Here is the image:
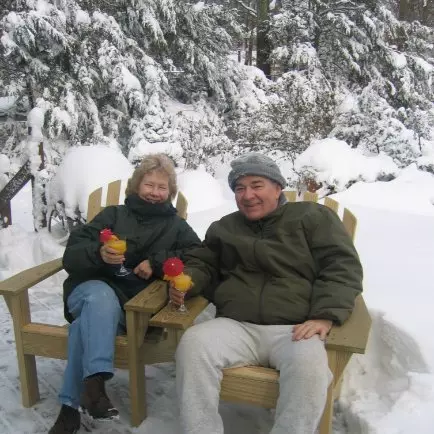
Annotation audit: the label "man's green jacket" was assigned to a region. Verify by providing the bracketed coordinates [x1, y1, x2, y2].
[185, 201, 363, 325]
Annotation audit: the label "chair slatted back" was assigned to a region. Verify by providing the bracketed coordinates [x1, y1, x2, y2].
[87, 180, 188, 222]
[284, 191, 357, 241]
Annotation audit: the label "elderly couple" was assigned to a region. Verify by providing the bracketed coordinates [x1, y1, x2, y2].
[49, 152, 363, 434]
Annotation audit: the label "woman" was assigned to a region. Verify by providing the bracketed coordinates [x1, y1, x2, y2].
[49, 153, 201, 434]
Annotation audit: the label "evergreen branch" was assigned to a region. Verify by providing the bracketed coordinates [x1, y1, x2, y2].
[233, 0, 256, 18]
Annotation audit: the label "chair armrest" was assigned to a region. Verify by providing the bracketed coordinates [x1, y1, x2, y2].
[326, 295, 372, 354]
[149, 296, 209, 330]
[0, 258, 64, 297]
[124, 280, 168, 314]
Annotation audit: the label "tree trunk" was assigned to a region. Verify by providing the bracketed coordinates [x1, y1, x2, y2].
[398, 0, 410, 20]
[256, 0, 271, 77]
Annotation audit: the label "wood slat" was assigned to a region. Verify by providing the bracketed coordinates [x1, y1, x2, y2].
[124, 281, 168, 313]
[106, 180, 122, 207]
[87, 186, 103, 222]
[21, 323, 175, 366]
[221, 366, 279, 408]
[283, 191, 297, 203]
[302, 191, 318, 202]
[11, 293, 40, 407]
[325, 296, 371, 354]
[323, 197, 339, 213]
[0, 258, 63, 296]
[342, 207, 357, 240]
[126, 310, 148, 425]
[175, 191, 188, 220]
[149, 296, 209, 329]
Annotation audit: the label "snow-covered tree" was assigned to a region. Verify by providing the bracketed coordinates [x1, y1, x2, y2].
[0, 0, 252, 228]
[0, 0, 242, 164]
[231, 0, 434, 168]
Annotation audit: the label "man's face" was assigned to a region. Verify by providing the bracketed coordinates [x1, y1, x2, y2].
[234, 176, 282, 221]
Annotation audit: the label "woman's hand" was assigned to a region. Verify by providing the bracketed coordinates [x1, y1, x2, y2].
[100, 244, 125, 265]
[133, 260, 153, 280]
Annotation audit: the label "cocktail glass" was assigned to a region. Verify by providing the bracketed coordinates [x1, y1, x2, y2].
[105, 236, 130, 277]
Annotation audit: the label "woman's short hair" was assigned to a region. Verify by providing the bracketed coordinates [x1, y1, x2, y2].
[125, 153, 178, 200]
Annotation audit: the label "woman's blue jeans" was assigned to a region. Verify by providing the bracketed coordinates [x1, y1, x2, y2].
[58, 280, 123, 409]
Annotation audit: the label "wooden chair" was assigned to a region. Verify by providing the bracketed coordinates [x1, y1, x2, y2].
[0, 180, 206, 427]
[0, 185, 371, 433]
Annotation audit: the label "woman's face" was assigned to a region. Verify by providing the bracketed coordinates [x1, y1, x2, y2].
[137, 170, 170, 203]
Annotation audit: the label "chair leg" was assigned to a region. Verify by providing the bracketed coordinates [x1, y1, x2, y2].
[18, 353, 40, 407]
[9, 294, 40, 407]
[319, 381, 334, 434]
[126, 311, 147, 427]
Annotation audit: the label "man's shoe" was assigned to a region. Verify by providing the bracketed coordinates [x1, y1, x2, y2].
[80, 374, 119, 420]
[48, 405, 80, 434]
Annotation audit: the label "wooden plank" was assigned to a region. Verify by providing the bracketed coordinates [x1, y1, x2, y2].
[221, 366, 279, 408]
[326, 296, 371, 354]
[106, 180, 122, 207]
[343, 207, 357, 241]
[126, 310, 148, 426]
[3, 294, 12, 315]
[320, 351, 336, 434]
[124, 281, 168, 313]
[10, 293, 40, 407]
[87, 186, 103, 222]
[302, 191, 318, 202]
[21, 323, 174, 368]
[331, 350, 353, 398]
[0, 258, 63, 296]
[175, 191, 188, 220]
[283, 191, 297, 203]
[323, 197, 339, 213]
[223, 365, 278, 382]
[149, 296, 209, 329]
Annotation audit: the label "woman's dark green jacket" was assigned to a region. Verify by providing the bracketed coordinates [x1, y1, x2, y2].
[62, 194, 201, 323]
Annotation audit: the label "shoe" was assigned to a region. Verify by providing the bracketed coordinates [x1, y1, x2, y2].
[48, 405, 80, 434]
[80, 374, 119, 420]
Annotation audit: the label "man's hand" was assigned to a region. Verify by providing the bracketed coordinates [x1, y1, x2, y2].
[100, 244, 125, 264]
[168, 279, 194, 306]
[133, 260, 153, 280]
[292, 319, 333, 341]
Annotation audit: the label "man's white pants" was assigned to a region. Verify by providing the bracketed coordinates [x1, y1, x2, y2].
[175, 317, 332, 434]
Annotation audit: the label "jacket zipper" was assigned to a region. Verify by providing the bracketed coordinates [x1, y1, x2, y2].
[255, 221, 266, 325]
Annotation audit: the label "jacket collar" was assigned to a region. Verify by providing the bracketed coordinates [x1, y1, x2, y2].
[125, 194, 177, 218]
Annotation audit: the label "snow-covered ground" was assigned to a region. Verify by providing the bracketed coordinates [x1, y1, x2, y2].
[1, 146, 434, 433]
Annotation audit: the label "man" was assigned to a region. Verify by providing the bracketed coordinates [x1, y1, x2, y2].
[170, 152, 363, 434]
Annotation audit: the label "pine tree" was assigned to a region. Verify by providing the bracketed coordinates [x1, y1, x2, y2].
[0, 0, 252, 227]
[232, 0, 434, 168]
[0, 0, 242, 164]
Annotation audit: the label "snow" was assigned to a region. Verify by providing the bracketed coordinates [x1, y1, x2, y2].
[192, 2, 205, 12]
[332, 164, 434, 216]
[388, 51, 407, 69]
[1, 147, 434, 433]
[0, 96, 17, 114]
[27, 106, 47, 141]
[75, 9, 91, 25]
[47, 145, 134, 219]
[118, 65, 142, 92]
[294, 138, 399, 192]
[0, 153, 11, 173]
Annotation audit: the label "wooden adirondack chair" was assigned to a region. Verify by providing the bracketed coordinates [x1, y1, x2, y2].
[0, 183, 371, 433]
